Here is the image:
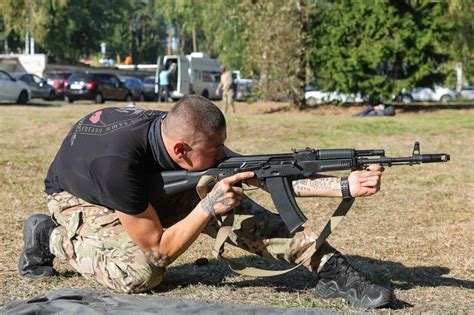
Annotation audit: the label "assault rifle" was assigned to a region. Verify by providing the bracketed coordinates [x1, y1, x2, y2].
[159, 142, 449, 233]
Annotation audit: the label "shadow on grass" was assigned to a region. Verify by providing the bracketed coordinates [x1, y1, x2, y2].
[153, 254, 472, 309]
[262, 105, 293, 114]
[261, 102, 474, 115]
[0, 101, 61, 107]
[394, 103, 474, 112]
[347, 255, 474, 291]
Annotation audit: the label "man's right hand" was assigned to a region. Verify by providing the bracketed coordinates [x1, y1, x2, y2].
[201, 171, 254, 216]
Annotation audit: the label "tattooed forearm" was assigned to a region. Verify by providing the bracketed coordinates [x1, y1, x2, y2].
[292, 177, 341, 197]
[146, 249, 173, 268]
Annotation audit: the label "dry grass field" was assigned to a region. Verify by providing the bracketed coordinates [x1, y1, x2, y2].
[0, 100, 473, 313]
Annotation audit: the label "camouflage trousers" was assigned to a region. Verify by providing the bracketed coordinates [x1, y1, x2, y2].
[47, 191, 335, 293]
[222, 88, 235, 113]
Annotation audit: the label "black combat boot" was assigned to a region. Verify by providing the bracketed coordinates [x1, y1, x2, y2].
[18, 214, 57, 278]
[315, 252, 394, 308]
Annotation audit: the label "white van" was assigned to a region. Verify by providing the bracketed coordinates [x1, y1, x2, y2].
[155, 52, 221, 100]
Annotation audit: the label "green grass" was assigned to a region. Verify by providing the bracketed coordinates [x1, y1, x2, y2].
[0, 101, 473, 313]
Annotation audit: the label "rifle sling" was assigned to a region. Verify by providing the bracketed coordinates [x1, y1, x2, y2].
[196, 175, 355, 277]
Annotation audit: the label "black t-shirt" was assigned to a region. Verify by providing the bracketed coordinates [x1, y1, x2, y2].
[44, 106, 180, 215]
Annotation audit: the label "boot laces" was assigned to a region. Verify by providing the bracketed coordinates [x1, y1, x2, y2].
[328, 255, 371, 294]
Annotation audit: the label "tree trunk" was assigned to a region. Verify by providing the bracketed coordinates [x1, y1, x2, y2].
[129, 19, 134, 62]
[192, 24, 197, 52]
[179, 27, 185, 55]
[167, 25, 172, 55]
[292, 0, 308, 110]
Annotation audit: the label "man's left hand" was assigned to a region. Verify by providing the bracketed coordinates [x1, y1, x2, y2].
[348, 164, 383, 197]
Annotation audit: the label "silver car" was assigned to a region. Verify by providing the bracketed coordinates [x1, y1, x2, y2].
[460, 86, 474, 100]
[399, 86, 457, 103]
[0, 70, 31, 104]
[13, 73, 56, 101]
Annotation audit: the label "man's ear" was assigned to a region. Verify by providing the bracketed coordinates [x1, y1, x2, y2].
[173, 142, 189, 158]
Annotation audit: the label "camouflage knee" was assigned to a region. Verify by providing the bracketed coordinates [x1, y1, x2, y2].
[53, 230, 166, 293]
[100, 248, 166, 293]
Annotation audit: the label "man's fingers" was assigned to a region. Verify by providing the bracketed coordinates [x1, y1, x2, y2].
[232, 186, 245, 195]
[367, 164, 383, 171]
[359, 170, 382, 178]
[223, 172, 255, 185]
[361, 180, 379, 187]
[359, 175, 381, 183]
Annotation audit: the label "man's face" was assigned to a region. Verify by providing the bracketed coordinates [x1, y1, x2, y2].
[184, 131, 226, 171]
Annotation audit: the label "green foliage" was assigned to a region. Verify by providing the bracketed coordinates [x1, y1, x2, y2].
[446, 0, 474, 84]
[0, 0, 471, 103]
[308, 0, 452, 100]
[90, 53, 106, 67]
[197, 0, 248, 69]
[236, 0, 306, 102]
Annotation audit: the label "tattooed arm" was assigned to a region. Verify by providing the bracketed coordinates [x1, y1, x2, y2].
[291, 164, 384, 198]
[116, 172, 254, 269]
[292, 176, 342, 197]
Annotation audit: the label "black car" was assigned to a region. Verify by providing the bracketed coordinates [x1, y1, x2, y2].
[119, 76, 147, 102]
[142, 76, 157, 101]
[13, 73, 56, 101]
[64, 72, 133, 104]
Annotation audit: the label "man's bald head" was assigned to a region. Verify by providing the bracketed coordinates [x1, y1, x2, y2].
[162, 95, 226, 144]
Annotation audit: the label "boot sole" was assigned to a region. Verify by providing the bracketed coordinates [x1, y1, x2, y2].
[315, 279, 393, 308]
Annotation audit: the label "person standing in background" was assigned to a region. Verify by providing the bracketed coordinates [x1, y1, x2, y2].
[158, 63, 175, 102]
[216, 65, 235, 114]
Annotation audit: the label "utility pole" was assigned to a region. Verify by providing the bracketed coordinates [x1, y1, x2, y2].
[192, 25, 197, 52]
[25, 15, 30, 54]
[456, 62, 463, 94]
[2, 17, 8, 54]
[25, 0, 35, 55]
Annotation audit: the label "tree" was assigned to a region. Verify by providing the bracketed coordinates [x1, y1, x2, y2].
[446, 0, 474, 89]
[0, 0, 65, 54]
[239, 0, 308, 105]
[197, 0, 248, 69]
[308, 0, 452, 101]
[31, 0, 131, 62]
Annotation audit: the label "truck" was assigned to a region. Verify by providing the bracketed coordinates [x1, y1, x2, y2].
[155, 52, 222, 101]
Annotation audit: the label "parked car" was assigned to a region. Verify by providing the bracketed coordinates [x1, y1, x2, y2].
[304, 84, 316, 92]
[0, 70, 30, 104]
[44, 72, 71, 98]
[397, 86, 457, 103]
[64, 72, 133, 104]
[460, 85, 474, 100]
[13, 73, 56, 100]
[232, 71, 258, 101]
[142, 76, 157, 101]
[119, 76, 146, 102]
[235, 81, 255, 101]
[305, 89, 365, 106]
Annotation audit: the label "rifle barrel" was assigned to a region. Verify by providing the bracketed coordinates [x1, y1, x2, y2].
[359, 153, 450, 166]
